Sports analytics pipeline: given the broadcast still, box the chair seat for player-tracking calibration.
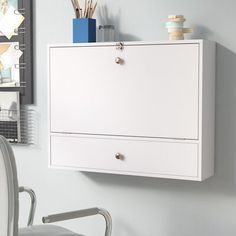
[19,225,84,236]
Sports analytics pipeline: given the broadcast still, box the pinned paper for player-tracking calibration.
[0,91,21,142]
[0,0,9,16]
[0,5,24,39]
[0,43,23,70]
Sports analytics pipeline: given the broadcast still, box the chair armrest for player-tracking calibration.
[42,207,112,236]
[19,186,37,226]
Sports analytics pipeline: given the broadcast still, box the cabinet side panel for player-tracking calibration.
[201,41,216,180]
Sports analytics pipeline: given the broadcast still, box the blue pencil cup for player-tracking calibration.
[73,18,96,43]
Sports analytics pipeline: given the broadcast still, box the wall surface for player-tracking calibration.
[14,0,236,235]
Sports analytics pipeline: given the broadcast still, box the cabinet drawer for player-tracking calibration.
[50,134,199,179]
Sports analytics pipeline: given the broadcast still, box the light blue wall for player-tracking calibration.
[15,0,236,235]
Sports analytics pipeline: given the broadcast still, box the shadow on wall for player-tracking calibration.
[96,5,141,41]
[191,24,215,39]
[82,43,236,197]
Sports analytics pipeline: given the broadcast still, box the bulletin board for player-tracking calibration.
[0,0,33,105]
[0,0,34,144]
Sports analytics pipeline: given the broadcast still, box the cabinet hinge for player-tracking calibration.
[116,42,124,51]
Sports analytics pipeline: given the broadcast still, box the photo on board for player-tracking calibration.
[0,91,21,142]
[0,0,18,18]
[0,42,22,87]
[0,0,18,36]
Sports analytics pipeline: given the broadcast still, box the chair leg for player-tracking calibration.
[19,186,37,226]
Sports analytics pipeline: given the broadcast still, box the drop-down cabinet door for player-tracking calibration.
[49,43,199,140]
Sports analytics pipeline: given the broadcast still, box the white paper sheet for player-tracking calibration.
[0,43,23,70]
[0,5,24,39]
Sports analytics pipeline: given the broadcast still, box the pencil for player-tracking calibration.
[75,0,80,12]
[84,0,87,18]
[76,8,80,18]
[88,1,91,18]
[80,8,82,18]
[77,0,81,17]
[91,1,97,18]
[89,0,92,18]
[86,1,90,17]
[71,0,77,17]
[71,0,76,9]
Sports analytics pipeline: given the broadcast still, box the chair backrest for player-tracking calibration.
[0,136,19,236]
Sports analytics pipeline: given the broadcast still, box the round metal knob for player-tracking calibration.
[115,153,122,160]
[115,57,123,64]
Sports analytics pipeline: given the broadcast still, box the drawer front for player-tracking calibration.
[49,43,199,140]
[50,134,199,178]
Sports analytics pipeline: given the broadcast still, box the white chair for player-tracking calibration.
[0,135,112,236]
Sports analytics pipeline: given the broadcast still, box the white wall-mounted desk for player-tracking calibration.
[48,40,215,181]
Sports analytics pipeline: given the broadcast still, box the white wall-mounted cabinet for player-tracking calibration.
[48,40,215,181]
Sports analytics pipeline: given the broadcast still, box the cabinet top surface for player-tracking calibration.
[48,39,213,48]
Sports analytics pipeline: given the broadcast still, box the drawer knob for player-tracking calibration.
[115,57,123,65]
[115,153,123,160]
